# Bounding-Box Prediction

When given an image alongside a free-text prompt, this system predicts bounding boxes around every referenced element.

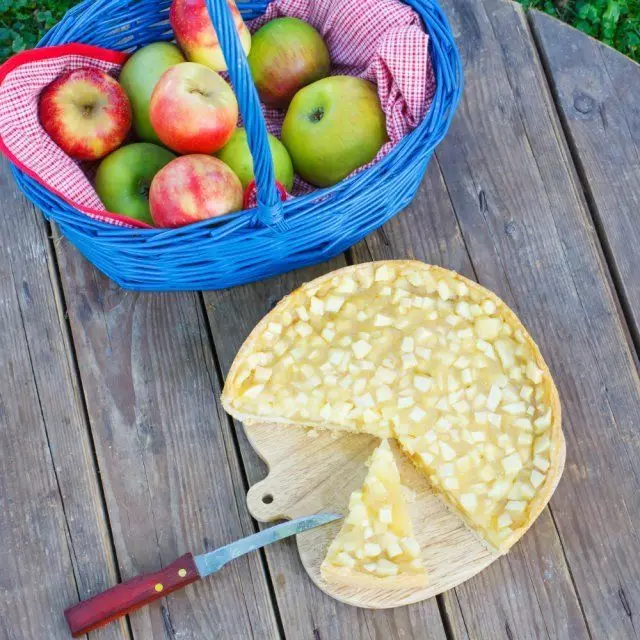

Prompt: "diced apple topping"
[352,340,372,360]
[475,317,501,341]
[530,469,546,488]
[497,513,512,528]
[225,263,557,553]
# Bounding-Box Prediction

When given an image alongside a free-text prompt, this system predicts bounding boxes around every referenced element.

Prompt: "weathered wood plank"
[203,265,449,639]
[530,10,640,348]
[0,158,127,639]
[435,0,640,636]
[52,236,280,639]
[351,159,589,640]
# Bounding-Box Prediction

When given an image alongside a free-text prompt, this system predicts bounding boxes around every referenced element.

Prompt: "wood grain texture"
[203,265,449,639]
[351,160,589,638]
[530,10,640,349]
[243,423,564,608]
[434,0,640,636]
[0,158,127,640]
[51,237,280,639]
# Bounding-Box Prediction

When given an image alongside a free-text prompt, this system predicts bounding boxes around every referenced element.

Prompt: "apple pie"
[222,261,563,554]
[321,439,428,588]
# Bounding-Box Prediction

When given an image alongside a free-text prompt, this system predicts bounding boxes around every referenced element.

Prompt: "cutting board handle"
[247,478,286,521]
[64,553,200,637]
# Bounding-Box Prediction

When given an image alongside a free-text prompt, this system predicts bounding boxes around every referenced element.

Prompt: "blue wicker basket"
[12,0,462,291]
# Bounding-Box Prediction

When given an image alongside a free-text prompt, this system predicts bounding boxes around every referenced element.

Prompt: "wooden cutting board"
[245,422,566,608]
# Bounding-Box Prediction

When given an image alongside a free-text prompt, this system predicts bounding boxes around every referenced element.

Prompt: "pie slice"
[321,439,428,588]
[222,261,563,553]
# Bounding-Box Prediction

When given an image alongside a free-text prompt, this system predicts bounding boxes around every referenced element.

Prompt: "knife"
[64,512,342,637]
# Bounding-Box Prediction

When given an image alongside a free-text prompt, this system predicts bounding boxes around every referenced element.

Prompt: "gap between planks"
[526,10,640,367]
[433,0,640,636]
[49,231,282,639]
[47,221,135,640]
[0,155,129,640]
[195,292,287,640]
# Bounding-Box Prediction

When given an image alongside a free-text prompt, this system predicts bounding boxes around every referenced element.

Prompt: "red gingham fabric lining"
[0,45,141,226]
[0,0,434,226]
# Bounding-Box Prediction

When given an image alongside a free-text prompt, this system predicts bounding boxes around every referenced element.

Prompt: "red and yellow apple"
[149,62,238,154]
[248,17,330,108]
[38,67,131,161]
[149,154,243,227]
[170,0,251,72]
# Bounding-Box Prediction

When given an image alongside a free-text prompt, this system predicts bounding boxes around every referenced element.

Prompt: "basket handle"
[205,0,284,227]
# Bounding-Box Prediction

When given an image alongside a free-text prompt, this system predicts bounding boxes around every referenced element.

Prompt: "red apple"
[242,179,288,209]
[248,18,330,108]
[38,67,131,161]
[170,0,251,72]
[149,155,243,227]
[149,62,238,154]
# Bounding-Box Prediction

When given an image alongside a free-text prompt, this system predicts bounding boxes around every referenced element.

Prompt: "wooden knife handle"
[64,553,200,637]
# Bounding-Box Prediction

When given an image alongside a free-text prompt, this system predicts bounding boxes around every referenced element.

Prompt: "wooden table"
[2,2,639,638]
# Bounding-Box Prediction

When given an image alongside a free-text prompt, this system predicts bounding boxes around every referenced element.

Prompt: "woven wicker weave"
[12,0,462,291]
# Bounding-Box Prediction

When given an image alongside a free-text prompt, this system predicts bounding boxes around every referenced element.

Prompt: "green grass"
[0,0,78,60]
[0,0,638,62]
[520,0,639,62]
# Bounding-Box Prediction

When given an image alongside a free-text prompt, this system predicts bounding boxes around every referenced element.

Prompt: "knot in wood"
[574,93,595,115]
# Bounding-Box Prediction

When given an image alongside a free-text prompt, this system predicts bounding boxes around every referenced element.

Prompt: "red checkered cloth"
[0,45,137,226]
[0,0,434,227]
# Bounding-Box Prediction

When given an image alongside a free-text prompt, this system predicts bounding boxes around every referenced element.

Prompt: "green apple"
[119,42,185,143]
[281,76,387,187]
[216,127,294,191]
[95,143,176,225]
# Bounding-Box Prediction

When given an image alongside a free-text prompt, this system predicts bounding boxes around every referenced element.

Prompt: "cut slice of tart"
[321,439,428,588]
[222,261,563,553]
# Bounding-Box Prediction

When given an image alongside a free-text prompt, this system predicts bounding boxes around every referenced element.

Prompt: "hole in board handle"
[262,494,274,504]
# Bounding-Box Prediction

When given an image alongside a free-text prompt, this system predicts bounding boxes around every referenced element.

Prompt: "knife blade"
[64,512,342,637]
[194,511,342,577]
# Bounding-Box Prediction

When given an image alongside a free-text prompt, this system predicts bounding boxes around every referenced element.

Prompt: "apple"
[119,42,185,144]
[281,76,387,187]
[170,0,251,72]
[149,62,238,154]
[39,67,131,161]
[248,17,330,108]
[216,128,294,191]
[243,179,288,209]
[149,154,243,227]
[95,143,176,225]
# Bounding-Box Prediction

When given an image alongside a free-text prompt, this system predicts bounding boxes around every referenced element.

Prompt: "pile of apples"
[38,0,388,228]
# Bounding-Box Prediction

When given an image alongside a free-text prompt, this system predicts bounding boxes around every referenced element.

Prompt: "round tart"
[222,261,563,554]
